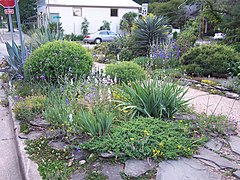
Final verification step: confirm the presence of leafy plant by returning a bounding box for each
[14,95,46,121]
[105,62,147,84]
[114,79,189,119]
[132,56,151,70]
[81,118,207,160]
[99,20,111,30]
[132,14,169,55]
[120,11,138,34]
[5,40,28,77]
[75,108,114,137]
[24,41,93,83]
[181,44,240,77]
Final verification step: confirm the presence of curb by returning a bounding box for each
[8,96,42,180]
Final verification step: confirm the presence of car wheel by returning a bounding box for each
[95,38,102,44]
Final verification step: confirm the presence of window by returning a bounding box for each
[99,31,108,35]
[73,8,82,17]
[110,9,118,17]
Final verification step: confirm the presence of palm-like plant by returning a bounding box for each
[133,15,170,55]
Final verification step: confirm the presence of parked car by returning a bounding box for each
[83,30,119,44]
[213,33,225,40]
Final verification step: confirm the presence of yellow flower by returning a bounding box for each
[179,120,183,123]
[152,149,156,153]
[188,147,191,151]
[177,145,182,149]
[159,142,164,148]
[130,138,135,141]
[143,130,150,136]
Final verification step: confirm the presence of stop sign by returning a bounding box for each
[0,0,15,8]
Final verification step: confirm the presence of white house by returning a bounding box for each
[37,0,141,35]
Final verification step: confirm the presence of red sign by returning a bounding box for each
[0,0,15,8]
[4,8,14,14]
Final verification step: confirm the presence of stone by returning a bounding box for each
[174,113,198,121]
[30,117,50,128]
[204,139,223,152]
[193,147,240,170]
[100,152,125,158]
[71,149,90,160]
[27,131,44,140]
[228,136,240,155]
[225,92,239,99]
[49,141,67,151]
[45,129,63,139]
[124,159,157,177]
[102,163,124,180]
[214,86,229,91]
[71,171,86,180]
[233,170,240,178]
[156,157,222,180]
[79,160,86,165]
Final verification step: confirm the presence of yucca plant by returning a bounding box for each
[5,40,28,77]
[133,15,170,55]
[114,78,189,119]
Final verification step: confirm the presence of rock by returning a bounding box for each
[30,117,50,128]
[174,113,198,121]
[100,152,115,158]
[102,163,124,180]
[233,170,240,178]
[195,84,202,88]
[71,171,86,180]
[79,160,86,165]
[71,149,90,160]
[204,139,223,152]
[225,92,239,99]
[156,157,222,180]
[214,86,229,91]
[100,152,125,158]
[27,131,44,140]
[45,129,63,139]
[193,147,240,170]
[228,136,240,155]
[124,159,157,177]
[49,141,67,151]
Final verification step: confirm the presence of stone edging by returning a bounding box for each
[8,96,42,180]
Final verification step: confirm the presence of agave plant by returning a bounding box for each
[5,40,28,77]
[30,26,64,49]
[133,15,170,55]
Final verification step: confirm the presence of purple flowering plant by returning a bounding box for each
[149,39,181,70]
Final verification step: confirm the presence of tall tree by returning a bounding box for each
[19,0,36,22]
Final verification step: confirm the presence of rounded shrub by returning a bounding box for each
[181,44,240,77]
[24,40,93,83]
[105,62,146,84]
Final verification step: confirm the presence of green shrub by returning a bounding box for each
[24,41,93,83]
[181,44,240,77]
[14,95,46,121]
[153,68,184,79]
[133,56,151,70]
[114,79,189,119]
[105,62,146,84]
[81,118,207,160]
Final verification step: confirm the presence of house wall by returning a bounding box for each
[45,6,139,35]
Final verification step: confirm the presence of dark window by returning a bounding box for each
[110,9,118,17]
[99,31,108,35]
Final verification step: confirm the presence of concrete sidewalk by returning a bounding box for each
[0,73,23,180]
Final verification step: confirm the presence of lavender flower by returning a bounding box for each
[66,98,70,104]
